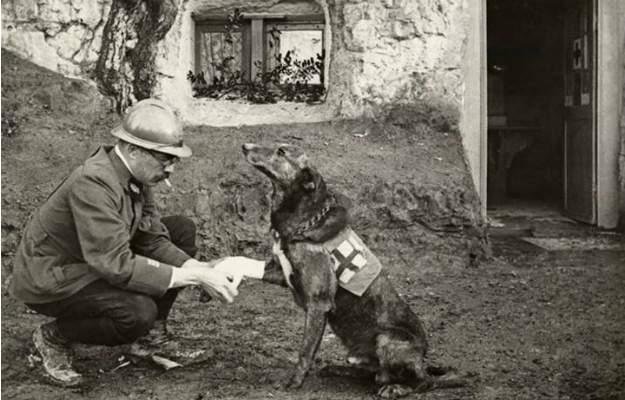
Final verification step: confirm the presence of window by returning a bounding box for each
[193,13,325,86]
[194,19,250,82]
[265,20,325,84]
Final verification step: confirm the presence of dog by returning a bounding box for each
[242,143,465,398]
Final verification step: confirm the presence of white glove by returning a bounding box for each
[195,268,241,303]
[213,256,266,279]
[169,264,241,302]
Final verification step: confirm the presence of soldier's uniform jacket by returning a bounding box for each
[10,146,191,304]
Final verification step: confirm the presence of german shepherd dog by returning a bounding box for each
[242,143,465,398]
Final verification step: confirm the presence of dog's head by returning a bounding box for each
[242,143,320,192]
[243,142,350,239]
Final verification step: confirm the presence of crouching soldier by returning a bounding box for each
[10,99,241,387]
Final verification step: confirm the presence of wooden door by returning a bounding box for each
[563,0,596,224]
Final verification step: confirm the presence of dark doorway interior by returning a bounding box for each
[486,0,568,214]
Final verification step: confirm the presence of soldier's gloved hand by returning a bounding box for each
[213,256,266,279]
[171,260,242,303]
[182,258,243,286]
[181,258,227,270]
[194,268,240,303]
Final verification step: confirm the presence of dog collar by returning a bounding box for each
[294,202,334,236]
[270,198,335,240]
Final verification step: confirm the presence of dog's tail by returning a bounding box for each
[425,365,467,390]
[430,373,467,389]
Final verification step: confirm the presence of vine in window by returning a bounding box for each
[188,9,325,104]
[224,8,243,44]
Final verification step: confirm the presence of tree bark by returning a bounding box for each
[94,0,179,113]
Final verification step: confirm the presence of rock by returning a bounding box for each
[9,0,38,21]
[48,24,90,60]
[392,20,418,39]
[2,31,60,72]
[2,0,110,79]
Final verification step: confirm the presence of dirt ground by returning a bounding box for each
[2,49,624,400]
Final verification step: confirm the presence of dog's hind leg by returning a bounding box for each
[375,340,414,398]
[374,331,428,398]
[376,363,426,399]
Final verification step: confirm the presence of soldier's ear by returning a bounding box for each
[121,142,141,160]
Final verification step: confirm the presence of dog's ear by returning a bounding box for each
[301,168,317,191]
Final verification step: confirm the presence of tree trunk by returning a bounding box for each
[94,0,179,113]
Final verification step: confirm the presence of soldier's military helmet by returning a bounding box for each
[111,98,192,158]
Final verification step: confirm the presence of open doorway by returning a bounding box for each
[486,0,569,218]
[485,0,602,226]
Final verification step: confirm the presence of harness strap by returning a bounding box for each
[332,249,360,280]
[271,230,294,289]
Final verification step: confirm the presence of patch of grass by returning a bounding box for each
[384,99,460,134]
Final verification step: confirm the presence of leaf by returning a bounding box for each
[151,355,182,370]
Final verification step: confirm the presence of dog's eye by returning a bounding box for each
[277,147,286,156]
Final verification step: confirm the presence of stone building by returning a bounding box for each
[2,0,624,229]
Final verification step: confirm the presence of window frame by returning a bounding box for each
[264,18,325,81]
[192,13,326,87]
[194,19,251,81]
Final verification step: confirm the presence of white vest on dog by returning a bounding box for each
[322,228,382,296]
[272,228,382,296]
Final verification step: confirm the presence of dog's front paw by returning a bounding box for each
[377,384,413,399]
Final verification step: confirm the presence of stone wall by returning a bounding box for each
[1,0,111,77]
[2,0,471,125]
[325,0,468,118]
[155,0,470,126]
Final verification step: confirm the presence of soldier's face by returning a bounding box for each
[129,148,176,186]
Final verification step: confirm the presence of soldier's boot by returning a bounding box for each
[31,322,83,387]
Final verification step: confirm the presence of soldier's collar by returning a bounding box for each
[108,146,138,194]
[114,145,136,177]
